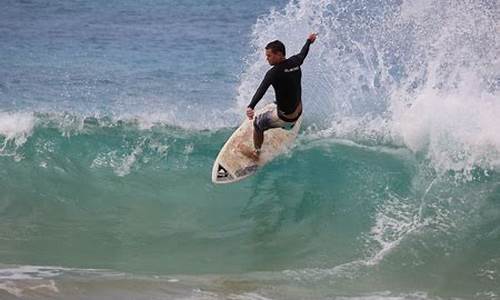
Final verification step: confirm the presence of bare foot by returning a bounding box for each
[238,144,260,161]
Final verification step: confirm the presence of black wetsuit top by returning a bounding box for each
[248,39,312,121]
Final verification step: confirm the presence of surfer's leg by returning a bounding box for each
[253,109,278,155]
[253,113,268,155]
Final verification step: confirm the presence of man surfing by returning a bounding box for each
[240,33,317,160]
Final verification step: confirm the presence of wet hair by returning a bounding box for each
[265,40,286,56]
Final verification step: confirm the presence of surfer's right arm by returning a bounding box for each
[246,69,274,119]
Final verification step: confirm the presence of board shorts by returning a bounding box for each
[253,104,299,132]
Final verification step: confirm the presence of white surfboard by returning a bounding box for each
[212,103,302,184]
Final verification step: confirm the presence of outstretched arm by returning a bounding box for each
[289,33,317,66]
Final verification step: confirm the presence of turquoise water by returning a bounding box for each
[0,119,499,299]
[0,0,499,299]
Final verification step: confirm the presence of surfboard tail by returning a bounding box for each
[212,163,234,183]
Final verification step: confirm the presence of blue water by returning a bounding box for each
[0,0,499,299]
[0,0,286,123]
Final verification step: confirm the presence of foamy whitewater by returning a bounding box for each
[0,0,498,299]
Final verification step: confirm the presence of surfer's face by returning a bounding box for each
[265,49,284,65]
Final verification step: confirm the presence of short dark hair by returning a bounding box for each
[265,40,285,56]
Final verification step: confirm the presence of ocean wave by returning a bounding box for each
[237,0,499,179]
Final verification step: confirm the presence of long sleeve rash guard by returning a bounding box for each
[247,39,312,115]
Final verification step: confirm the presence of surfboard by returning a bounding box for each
[212,103,302,184]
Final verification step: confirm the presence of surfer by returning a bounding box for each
[242,33,317,160]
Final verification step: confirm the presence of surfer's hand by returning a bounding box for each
[246,107,255,120]
[308,33,317,43]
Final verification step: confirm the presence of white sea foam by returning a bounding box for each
[90,137,170,176]
[228,293,274,300]
[0,265,62,297]
[0,264,132,298]
[0,112,36,156]
[0,265,111,281]
[366,189,429,265]
[335,291,439,300]
[238,0,499,178]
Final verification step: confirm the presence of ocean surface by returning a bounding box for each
[0,0,499,299]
